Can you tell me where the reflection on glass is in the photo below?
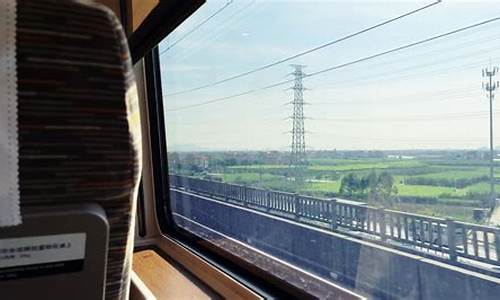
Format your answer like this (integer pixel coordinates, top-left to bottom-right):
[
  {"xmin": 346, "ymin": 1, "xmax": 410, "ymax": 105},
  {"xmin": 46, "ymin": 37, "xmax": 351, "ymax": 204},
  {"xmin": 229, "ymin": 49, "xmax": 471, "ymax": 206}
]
[{"xmin": 160, "ymin": 1, "xmax": 500, "ymax": 298}]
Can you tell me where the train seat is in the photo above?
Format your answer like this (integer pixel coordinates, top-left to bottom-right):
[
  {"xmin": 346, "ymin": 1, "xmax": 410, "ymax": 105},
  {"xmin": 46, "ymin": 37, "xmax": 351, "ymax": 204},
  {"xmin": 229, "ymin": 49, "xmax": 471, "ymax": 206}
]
[{"xmin": 0, "ymin": 0, "xmax": 142, "ymax": 299}]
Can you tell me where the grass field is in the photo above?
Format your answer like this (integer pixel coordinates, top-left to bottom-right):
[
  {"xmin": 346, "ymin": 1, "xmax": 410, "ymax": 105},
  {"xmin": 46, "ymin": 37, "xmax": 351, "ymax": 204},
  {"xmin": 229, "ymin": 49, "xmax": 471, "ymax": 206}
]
[
  {"xmin": 220, "ymin": 172, "xmax": 477, "ymax": 199},
  {"xmin": 406, "ymin": 169, "xmax": 489, "ymax": 180},
  {"xmin": 223, "ymin": 163, "xmax": 494, "ymax": 198},
  {"xmin": 466, "ymin": 182, "xmax": 500, "ymax": 194},
  {"xmin": 392, "ymin": 203, "xmax": 478, "ymax": 223},
  {"xmin": 396, "ymin": 184, "xmax": 466, "ymax": 198},
  {"xmin": 228, "ymin": 164, "xmax": 286, "ymax": 170},
  {"xmin": 308, "ymin": 160, "xmax": 424, "ymax": 171},
  {"xmin": 192, "ymin": 157, "xmax": 499, "ymax": 223},
  {"xmin": 220, "ymin": 172, "xmax": 280, "ymax": 183},
  {"xmin": 217, "ymin": 174, "xmax": 485, "ymax": 222},
  {"xmin": 303, "ymin": 181, "xmax": 342, "ymax": 194}
]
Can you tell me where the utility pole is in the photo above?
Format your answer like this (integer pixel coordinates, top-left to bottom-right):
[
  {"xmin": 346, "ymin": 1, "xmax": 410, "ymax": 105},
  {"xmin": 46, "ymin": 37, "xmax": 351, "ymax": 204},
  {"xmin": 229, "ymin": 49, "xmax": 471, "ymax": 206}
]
[
  {"xmin": 482, "ymin": 66, "xmax": 499, "ymax": 210},
  {"xmin": 289, "ymin": 65, "xmax": 307, "ymax": 185}
]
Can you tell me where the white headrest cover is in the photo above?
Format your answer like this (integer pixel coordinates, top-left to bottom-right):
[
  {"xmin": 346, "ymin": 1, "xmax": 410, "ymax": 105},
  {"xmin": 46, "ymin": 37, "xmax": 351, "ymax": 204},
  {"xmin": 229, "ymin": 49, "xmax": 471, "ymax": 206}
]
[{"xmin": 0, "ymin": 0, "xmax": 20, "ymax": 227}]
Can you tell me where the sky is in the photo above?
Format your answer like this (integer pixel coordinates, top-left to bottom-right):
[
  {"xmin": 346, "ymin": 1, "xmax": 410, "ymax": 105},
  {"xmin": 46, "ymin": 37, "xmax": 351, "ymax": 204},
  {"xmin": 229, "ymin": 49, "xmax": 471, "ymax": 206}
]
[{"xmin": 158, "ymin": 0, "xmax": 500, "ymax": 151}]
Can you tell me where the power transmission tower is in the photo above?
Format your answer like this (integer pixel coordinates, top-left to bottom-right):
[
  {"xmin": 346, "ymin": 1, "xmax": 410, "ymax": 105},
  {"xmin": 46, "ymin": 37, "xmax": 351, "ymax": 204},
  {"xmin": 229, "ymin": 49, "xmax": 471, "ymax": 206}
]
[
  {"xmin": 289, "ymin": 65, "xmax": 307, "ymax": 184},
  {"xmin": 482, "ymin": 66, "xmax": 499, "ymax": 210}
]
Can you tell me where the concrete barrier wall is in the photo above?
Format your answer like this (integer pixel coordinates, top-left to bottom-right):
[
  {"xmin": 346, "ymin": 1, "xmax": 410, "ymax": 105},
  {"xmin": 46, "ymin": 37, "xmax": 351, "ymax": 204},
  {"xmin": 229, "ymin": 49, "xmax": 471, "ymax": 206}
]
[{"xmin": 171, "ymin": 190, "xmax": 500, "ymax": 299}]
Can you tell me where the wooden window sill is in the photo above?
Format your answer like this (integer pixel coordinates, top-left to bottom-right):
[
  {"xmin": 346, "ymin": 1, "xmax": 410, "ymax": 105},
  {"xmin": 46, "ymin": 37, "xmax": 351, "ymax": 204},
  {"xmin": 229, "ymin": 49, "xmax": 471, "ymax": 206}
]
[{"xmin": 132, "ymin": 250, "xmax": 221, "ymax": 299}]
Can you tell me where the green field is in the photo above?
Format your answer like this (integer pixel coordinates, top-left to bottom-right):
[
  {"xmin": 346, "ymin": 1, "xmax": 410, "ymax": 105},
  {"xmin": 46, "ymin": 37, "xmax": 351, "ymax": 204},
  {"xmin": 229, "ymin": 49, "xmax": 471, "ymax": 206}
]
[
  {"xmin": 396, "ymin": 184, "xmax": 465, "ymax": 198},
  {"xmin": 407, "ymin": 169, "xmax": 489, "ymax": 180},
  {"xmin": 304, "ymin": 181, "xmax": 342, "ymax": 194},
  {"xmin": 218, "ymin": 170, "xmax": 482, "ymax": 200},
  {"xmin": 220, "ymin": 172, "xmax": 280, "ymax": 183},
  {"xmin": 308, "ymin": 160, "xmax": 424, "ymax": 171},
  {"xmin": 177, "ymin": 155, "xmax": 500, "ymax": 223},
  {"xmin": 228, "ymin": 164, "xmax": 286, "ymax": 170},
  {"xmin": 392, "ymin": 203, "xmax": 478, "ymax": 223}
]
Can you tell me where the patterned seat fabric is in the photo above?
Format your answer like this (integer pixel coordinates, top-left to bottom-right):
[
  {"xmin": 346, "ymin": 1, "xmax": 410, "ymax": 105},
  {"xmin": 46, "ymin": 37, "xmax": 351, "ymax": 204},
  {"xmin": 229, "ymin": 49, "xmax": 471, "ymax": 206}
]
[{"xmin": 16, "ymin": 0, "xmax": 141, "ymax": 299}]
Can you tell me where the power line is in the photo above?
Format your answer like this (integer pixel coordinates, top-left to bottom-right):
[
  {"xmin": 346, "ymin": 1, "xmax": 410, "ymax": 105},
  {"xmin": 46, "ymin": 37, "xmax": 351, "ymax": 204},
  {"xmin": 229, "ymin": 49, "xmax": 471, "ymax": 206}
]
[
  {"xmin": 166, "ymin": 0, "xmax": 257, "ymax": 62},
  {"xmin": 165, "ymin": 15, "xmax": 500, "ymax": 113},
  {"xmin": 163, "ymin": 1, "xmax": 441, "ymax": 97},
  {"xmin": 312, "ymin": 89, "xmax": 479, "ymax": 106},
  {"xmin": 308, "ymin": 60, "xmax": 496, "ymax": 93},
  {"xmin": 308, "ymin": 50, "xmax": 500, "ymax": 90},
  {"xmin": 312, "ymin": 133, "xmax": 493, "ymax": 143},
  {"xmin": 305, "ymin": 16, "xmax": 500, "ymax": 78},
  {"xmin": 310, "ymin": 30, "xmax": 500, "ymax": 87},
  {"xmin": 166, "ymin": 90, "xmax": 479, "ymax": 125},
  {"xmin": 166, "ymin": 79, "xmax": 291, "ymax": 112},
  {"xmin": 377, "ymin": 138, "xmax": 490, "ymax": 143},
  {"xmin": 313, "ymin": 85, "xmax": 479, "ymax": 102},
  {"xmin": 160, "ymin": 0, "xmax": 234, "ymax": 55},
  {"xmin": 313, "ymin": 110, "xmax": 500, "ymax": 123}
]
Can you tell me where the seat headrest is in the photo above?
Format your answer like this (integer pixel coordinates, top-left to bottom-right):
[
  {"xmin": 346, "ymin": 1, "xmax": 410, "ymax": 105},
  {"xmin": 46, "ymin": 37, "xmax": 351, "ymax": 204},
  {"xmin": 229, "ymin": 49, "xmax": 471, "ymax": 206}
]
[
  {"xmin": 1, "ymin": 1, "xmax": 142, "ymax": 298},
  {"xmin": 0, "ymin": 0, "xmax": 20, "ymax": 227}
]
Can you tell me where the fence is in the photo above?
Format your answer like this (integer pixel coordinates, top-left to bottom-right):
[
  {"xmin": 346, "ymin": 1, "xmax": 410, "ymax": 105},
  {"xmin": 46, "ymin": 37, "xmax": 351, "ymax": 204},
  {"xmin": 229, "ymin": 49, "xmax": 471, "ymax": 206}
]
[{"xmin": 169, "ymin": 174, "xmax": 500, "ymax": 267}]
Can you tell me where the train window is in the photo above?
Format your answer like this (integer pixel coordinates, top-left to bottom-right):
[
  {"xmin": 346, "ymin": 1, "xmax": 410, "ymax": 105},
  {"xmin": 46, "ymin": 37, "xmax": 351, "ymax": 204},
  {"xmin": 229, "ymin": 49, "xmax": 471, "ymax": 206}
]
[{"xmin": 155, "ymin": 0, "xmax": 500, "ymax": 298}]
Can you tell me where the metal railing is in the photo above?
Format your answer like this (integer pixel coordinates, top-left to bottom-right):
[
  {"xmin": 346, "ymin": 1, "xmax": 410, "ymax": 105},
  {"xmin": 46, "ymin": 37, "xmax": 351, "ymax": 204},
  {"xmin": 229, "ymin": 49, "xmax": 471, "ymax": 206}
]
[{"xmin": 169, "ymin": 174, "xmax": 500, "ymax": 267}]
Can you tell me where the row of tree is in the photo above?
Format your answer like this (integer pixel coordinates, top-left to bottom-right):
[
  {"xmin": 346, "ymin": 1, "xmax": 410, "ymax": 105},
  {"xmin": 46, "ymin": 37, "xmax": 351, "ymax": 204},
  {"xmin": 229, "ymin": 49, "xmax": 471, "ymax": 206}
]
[
  {"xmin": 339, "ymin": 171, "xmax": 399, "ymax": 205},
  {"xmin": 404, "ymin": 176, "xmax": 488, "ymax": 188}
]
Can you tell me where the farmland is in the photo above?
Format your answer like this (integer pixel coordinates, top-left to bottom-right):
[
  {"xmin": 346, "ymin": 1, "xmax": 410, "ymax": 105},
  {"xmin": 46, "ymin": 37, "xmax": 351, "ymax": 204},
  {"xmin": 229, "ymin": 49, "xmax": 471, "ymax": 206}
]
[{"xmin": 168, "ymin": 150, "xmax": 500, "ymax": 223}]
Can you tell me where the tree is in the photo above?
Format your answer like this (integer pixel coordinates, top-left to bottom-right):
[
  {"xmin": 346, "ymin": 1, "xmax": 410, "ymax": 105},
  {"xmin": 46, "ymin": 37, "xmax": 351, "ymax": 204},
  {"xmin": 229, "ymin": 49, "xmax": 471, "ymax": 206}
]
[
  {"xmin": 373, "ymin": 171, "xmax": 398, "ymax": 205},
  {"xmin": 340, "ymin": 173, "xmax": 360, "ymax": 197},
  {"xmin": 361, "ymin": 170, "xmax": 378, "ymax": 197}
]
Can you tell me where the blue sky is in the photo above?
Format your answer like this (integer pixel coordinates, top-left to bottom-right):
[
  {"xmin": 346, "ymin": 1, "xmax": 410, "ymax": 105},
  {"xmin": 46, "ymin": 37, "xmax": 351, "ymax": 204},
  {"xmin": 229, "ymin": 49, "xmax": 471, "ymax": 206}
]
[{"xmin": 159, "ymin": 0, "xmax": 500, "ymax": 151}]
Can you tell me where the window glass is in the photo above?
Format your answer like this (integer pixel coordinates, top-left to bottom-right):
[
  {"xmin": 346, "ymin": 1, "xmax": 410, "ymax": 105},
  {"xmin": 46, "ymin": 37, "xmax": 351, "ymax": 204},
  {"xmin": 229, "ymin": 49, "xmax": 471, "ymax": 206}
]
[{"xmin": 159, "ymin": 1, "xmax": 500, "ymax": 298}]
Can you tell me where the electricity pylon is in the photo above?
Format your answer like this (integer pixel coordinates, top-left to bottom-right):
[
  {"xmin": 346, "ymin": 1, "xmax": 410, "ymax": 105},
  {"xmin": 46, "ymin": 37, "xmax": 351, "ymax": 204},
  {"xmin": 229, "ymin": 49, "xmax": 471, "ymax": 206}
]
[
  {"xmin": 289, "ymin": 65, "xmax": 307, "ymax": 184},
  {"xmin": 482, "ymin": 66, "xmax": 499, "ymax": 210}
]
